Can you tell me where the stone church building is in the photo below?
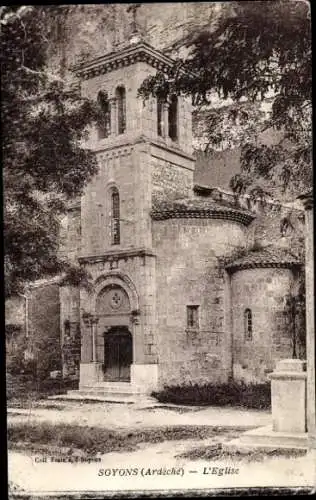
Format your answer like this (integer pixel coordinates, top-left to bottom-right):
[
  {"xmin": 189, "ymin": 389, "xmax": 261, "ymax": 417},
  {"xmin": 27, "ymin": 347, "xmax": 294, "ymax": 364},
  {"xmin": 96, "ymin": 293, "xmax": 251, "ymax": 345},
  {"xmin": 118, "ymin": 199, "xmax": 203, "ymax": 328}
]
[{"xmin": 6, "ymin": 36, "xmax": 305, "ymax": 397}]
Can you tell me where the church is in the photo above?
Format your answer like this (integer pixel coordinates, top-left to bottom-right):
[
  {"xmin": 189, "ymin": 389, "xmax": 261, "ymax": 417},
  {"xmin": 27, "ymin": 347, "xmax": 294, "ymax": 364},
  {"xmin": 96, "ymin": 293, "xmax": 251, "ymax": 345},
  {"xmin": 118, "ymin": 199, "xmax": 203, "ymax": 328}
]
[
  {"xmin": 6, "ymin": 34, "xmax": 305, "ymax": 399},
  {"xmin": 52, "ymin": 34, "xmax": 304, "ymax": 398}
]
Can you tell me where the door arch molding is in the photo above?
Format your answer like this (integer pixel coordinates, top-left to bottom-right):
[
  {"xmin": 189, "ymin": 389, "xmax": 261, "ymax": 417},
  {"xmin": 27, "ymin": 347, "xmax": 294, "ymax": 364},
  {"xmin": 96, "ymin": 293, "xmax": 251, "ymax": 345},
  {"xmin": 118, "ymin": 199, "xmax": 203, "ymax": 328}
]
[{"xmin": 93, "ymin": 271, "xmax": 139, "ymax": 314}]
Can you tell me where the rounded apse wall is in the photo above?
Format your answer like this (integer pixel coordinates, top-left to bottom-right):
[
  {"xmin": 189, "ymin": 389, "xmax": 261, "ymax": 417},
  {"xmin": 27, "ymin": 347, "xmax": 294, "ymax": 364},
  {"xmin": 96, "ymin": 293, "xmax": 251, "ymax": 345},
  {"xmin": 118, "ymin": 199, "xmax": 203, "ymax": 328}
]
[
  {"xmin": 153, "ymin": 216, "xmax": 248, "ymax": 386},
  {"xmin": 230, "ymin": 266, "xmax": 297, "ymax": 383}
]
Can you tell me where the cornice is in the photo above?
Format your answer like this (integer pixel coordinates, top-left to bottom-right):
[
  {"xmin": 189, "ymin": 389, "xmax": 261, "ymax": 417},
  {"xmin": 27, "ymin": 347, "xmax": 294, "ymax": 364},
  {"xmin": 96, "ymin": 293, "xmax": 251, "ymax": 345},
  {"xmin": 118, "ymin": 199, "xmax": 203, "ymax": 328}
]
[
  {"xmin": 97, "ymin": 145, "xmax": 135, "ymax": 160},
  {"xmin": 91, "ymin": 134, "xmax": 195, "ymax": 163},
  {"xmin": 78, "ymin": 247, "xmax": 156, "ymax": 264},
  {"xmin": 71, "ymin": 42, "xmax": 176, "ymax": 80},
  {"xmin": 151, "ymin": 209, "xmax": 254, "ymax": 227},
  {"xmin": 226, "ymin": 261, "xmax": 303, "ymax": 273},
  {"xmin": 150, "ymin": 138, "xmax": 195, "ymax": 164}
]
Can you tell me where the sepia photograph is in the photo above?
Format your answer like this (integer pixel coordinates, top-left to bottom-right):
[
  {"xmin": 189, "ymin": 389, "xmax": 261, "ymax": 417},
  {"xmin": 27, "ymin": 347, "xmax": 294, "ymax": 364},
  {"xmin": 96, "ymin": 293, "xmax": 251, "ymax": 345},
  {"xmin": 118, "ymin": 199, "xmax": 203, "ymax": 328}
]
[{"xmin": 3, "ymin": 1, "xmax": 315, "ymax": 497}]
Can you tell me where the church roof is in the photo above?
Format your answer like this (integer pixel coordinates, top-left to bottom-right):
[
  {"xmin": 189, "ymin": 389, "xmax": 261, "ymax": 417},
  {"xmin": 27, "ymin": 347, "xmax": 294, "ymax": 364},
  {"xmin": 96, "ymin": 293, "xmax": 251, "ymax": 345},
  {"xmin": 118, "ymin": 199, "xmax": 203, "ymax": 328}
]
[
  {"xmin": 151, "ymin": 197, "xmax": 255, "ymax": 226},
  {"xmin": 71, "ymin": 41, "xmax": 176, "ymax": 80},
  {"xmin": 225, "ymin": 246, "xmax": 302, "ymax": 273}
]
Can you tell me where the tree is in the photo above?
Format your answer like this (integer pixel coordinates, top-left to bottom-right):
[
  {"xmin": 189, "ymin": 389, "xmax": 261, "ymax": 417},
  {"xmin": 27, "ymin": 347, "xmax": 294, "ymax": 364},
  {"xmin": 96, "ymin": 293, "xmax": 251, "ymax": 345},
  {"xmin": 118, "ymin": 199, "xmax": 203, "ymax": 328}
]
[
  {"xmin": 138, "ymin": 0, "xmax": 312, "ymax": 200},
  {"xmin": 2, "ymin": 6, "xmax": 99, "ymax": 297}
]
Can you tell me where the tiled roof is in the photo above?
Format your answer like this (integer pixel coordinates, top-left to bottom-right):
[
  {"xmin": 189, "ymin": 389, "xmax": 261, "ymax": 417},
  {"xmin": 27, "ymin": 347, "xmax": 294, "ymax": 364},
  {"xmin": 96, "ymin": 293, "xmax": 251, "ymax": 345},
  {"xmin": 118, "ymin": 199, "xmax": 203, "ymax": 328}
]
[
  {"xmin": 225, "ymin": 246, "xmax": 302, "ymax": 272},
  {"xmin": 151, "ymin": 197, "xmax": 255, "ymax": 226}
]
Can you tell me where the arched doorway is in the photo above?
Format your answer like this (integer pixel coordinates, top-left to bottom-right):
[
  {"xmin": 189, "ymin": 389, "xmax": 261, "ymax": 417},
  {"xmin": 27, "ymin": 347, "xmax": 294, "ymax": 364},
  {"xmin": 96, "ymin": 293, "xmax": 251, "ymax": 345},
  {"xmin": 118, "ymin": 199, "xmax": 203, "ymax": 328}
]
[
  {"xmin": 95, "ymin": 284, "xmax": 133, "ymax": 382},
  {"xmin": 104, "ymin": 326, "xmax": 132, "ymax": 381}
]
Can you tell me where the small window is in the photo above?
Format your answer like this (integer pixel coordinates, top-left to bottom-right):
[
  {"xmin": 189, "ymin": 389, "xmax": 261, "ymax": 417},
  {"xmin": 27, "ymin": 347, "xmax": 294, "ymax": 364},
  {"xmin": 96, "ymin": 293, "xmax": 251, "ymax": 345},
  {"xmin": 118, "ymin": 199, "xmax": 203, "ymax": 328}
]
[
  {"xmin": 111, "ymin": 188, "xmax": 120, "ymax": 245},
  {"xmin": 64, "ymin": 319, "xmax": 71, "ymax": 338},
  {"xmin": 116, "ymin": 86, "xmax": 126, "ymax": 135},
  {"xmin": 187, "ymin": 305, "xmax": 199, "ymax": 329},
  {"xmin": 157, "ymin": 98, "xmax": 164, "ymax": 137},
  {"xmin": 244, "ymin": 309, "xmax": 253, "ymax": 340},
  {"xmin": 97, "ymin": 91, "xmax": 111, "ymax": 139},
  {"xmin": 168, "ymin": 94, "xmax": 178, "ymax": 141}
]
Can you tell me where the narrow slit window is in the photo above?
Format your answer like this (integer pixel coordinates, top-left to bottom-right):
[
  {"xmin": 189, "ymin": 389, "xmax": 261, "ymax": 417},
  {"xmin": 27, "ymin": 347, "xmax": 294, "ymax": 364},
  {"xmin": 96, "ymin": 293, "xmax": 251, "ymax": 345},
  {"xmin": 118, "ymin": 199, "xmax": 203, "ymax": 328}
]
[
  {"xmin": 187, "ymin": 305, "xmax": 199, "ymax": 329},
  {"xmin": 168, "ymin": 94, "xmax": 178, "ymax": 141},
  {"xmin": 111, "ymin": 188, "xmax": 120, "ymax": 245},
  {"xmin": 64, "ymin": 320, "xmax": 71, "ymax": 338},
  {"xmin": 116, "ymin": 86, "xmax": 126, "ymax": 135},
  {"xmin": 97, "ymin": 91, "xmax": 111, "ymax": 139},
  {"xmin": 157, "ymin": 98, "xmax": 163, "ymax": 137},
  {"xmin": 244, "ymin": 308, "xmax": 253, "ymax": 340}
]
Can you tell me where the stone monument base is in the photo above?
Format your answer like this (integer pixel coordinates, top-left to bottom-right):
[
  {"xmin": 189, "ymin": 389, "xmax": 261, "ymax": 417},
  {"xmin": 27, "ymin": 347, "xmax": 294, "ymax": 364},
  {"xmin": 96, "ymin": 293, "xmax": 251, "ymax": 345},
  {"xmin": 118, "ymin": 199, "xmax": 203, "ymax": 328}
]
[
  {"xmin": 224, "ymin": 424, "xmax": 308, "ymax": 452},
  {"xmin": 225, "ymin": 359, "xmax": 309, "ymax": 453}
]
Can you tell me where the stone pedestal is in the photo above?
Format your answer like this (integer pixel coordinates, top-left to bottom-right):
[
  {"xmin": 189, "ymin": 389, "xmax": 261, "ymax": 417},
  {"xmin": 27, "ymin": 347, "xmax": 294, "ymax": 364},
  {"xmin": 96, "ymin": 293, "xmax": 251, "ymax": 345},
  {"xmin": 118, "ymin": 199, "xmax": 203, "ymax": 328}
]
[
  {"xmin": 225, "ymin": 359, "xmax": 309, "ymax": 451},
  {"xmin": 79, "ymin": 362, "xmax": 103, "ymax": 388},
  {"xmin": 270, "ymin": 359, "xmax": 307, "ymax": 433},
  {"xmin": 131, "ymin": 363, "xmax": 158, "ymax": 393}
]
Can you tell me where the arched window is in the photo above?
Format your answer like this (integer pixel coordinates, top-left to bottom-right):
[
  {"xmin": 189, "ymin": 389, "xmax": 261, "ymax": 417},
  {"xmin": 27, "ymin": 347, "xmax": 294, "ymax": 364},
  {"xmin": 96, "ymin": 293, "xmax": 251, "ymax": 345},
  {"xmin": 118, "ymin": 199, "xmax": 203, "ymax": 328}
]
[
  {"xmin": 168, "ymin": 94, "xmax": 178, "ymax": 141},
  {"xmin": 97, "ymin": 91, "xmax": 111, "ymax": 139},
  {"xmin": 111, "ymin": 187, "xmax": 120, "ymax": 245},
  {"xmin": 157, "ymin": 98, "xmax": 164, "ymax": 137},
  {"xmin": 244, "ymin": 309, "xmax": 253, "ymax": 340},
  {"xmin": 116, "ymin": 86, "xmax": 126, "ymax": 135}
]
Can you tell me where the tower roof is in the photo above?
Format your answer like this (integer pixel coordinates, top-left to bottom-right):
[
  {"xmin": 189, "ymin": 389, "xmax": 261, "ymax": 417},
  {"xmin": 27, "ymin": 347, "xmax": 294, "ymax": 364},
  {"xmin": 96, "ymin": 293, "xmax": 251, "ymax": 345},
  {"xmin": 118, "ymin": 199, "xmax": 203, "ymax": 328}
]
[
  {"xmin": 151, "ymin": 197, "xmax": 255, "ymax": 227},
  {"xmin": 225, "ymin": 246, "xmax": 302, "ymax": 273},
  {"xmin": 71, "ymin": 41, "xmax": 176, "ymax": 80}
]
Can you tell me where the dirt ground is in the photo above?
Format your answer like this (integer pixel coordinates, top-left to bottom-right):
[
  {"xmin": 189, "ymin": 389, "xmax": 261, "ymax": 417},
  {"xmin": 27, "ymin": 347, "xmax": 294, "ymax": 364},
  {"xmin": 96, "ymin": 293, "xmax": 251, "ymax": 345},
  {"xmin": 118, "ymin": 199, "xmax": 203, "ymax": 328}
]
[
  {"xmin": 7, "ymin": 399, "xmax": 272, "ymax": 430},
  {"xmin": 7, "ymin": 400, "xmax": 316, "ymax": 495}
]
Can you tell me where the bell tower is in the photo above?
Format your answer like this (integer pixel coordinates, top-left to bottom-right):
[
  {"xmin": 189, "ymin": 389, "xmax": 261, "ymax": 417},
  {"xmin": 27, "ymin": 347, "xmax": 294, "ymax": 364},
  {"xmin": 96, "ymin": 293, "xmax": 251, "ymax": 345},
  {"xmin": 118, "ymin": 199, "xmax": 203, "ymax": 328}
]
[
  {"xmin": 66, "ymin": 37, "xmax": 195, "ymax": 392},
  {"xmin": 72, "ymin": 38, "xmax": 195, "ymax": 257}
]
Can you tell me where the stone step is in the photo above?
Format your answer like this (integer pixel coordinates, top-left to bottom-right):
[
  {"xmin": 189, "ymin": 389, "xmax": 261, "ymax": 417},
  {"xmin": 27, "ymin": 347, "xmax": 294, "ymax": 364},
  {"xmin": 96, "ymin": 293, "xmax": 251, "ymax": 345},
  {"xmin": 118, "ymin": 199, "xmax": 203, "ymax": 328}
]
[
  {"xmin": 50, "ymin": 393, "xmax": 136, "ymax": 404},
  {"xmin": 49, "ymin": 391, "xmax": 156, "ymax": 405},
  {"xmin": 79, "ymin": 384, "xmax": 143, "ymax": 394},
  {"xmin": 223, "ymin": 425, "xmax": 308, "ymax": 451},
  {"xmin": 78, "ymin": 384, "xmax": 142, "ymax": 394},
  {"xmin": 223, "ymin": 438, "xmax": 308, "ymax": 452}
]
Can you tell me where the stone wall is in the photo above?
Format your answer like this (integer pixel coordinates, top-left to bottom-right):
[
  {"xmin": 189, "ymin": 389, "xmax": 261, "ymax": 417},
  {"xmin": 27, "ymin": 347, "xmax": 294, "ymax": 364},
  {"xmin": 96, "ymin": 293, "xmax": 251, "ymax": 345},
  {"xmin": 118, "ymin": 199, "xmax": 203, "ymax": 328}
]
[
  {"xmin": 5, "ymin": 296, "xmax": 25, "ymax": 328},
  {"xmin": 59, "ymin": 206, "xmax": 81, "ymax": 262},
  {"xmin": 80, "ymin": 142, "xmax": 153, "ymax": 257},
  {"xmin": 153, "ymin": 217, "xmax": 247, "ymax": 386},
  {"xmin": 230, "ymin": 267, "xmax": 298, "ymax": 383},
  {"xmin": 59, "ymin": 285, "xmax": 81, "ymax": 379},
  {"xmin": 151, "ymin": 146, "xmax": 194, "ymax": 203},
  {"xmin": 28, "ymin": 283, "xmax": 61, "ymax": 376}
]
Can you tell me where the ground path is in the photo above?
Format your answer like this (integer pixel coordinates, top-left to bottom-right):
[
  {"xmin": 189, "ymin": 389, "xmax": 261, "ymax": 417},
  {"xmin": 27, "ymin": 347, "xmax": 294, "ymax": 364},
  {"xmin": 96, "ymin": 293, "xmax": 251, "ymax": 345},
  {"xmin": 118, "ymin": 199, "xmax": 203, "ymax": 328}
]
[
  {"xmin": 7, "ymin": 400, "xmax": 271, "ymax": 430},
  {"xmin": 7, "ymin": 401, "xmax": 315, "ymax": 494}
]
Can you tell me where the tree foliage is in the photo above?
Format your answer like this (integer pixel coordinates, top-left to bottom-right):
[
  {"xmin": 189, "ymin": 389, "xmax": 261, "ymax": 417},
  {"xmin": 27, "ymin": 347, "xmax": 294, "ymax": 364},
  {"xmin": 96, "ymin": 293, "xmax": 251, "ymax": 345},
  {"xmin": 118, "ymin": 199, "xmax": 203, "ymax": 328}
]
[
  {"xmin": 2, "ymin": 6, "xmax": 99, "ymax": 296},
  {"xmin": 138, "ymin": 0, "xmax": 312, "ymax": 199}
]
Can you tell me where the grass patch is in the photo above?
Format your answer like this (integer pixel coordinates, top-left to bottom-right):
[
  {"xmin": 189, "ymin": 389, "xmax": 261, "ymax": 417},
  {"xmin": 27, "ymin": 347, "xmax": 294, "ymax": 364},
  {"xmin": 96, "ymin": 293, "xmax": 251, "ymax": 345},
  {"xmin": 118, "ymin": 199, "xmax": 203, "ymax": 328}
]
[
  {"xmin": 6, "ymin": 373, "xmax": 78, "ymax": 403},
  {"xmin": 177, "ymin": 443, "xmax": 307, "ymax": 462},
  {"xmin": 33, "ymin": 403, "xmax": 66, "ymax": 410},
  {"xmin": 7, "ymin": 422, "xmax": 246, "ymax": 455},
  {"xmin": 140, "ymin": 405, "xmax": 204, "ymax": 413},
  {"xmin": 152, "ymin": 382, "xmax": 271, "ymax": 409}
]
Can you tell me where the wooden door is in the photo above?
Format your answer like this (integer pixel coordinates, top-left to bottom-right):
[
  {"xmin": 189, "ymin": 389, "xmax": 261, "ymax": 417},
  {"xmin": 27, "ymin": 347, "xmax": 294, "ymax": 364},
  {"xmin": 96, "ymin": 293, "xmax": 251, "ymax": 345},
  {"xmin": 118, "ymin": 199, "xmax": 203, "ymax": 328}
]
[{"xmin": 104, "ymin": 328, "xmax": 132, "ymax": 381}]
